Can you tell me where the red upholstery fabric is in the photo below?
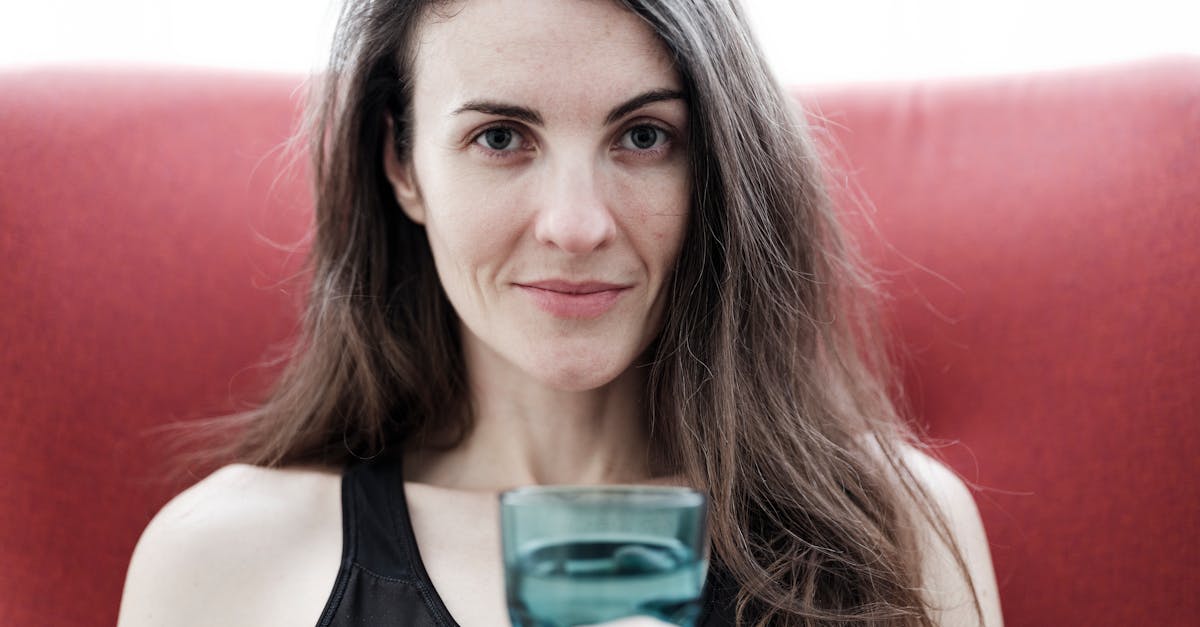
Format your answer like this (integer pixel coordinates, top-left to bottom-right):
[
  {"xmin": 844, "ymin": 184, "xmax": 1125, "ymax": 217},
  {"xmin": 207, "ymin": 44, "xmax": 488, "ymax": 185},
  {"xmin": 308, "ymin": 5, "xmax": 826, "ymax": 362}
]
[
  {"xmin": 0, "ymin": 69, "xmax": 311, "ymax": 626},
  {"xmin": 802, "ymin": 57, "xmax": 1200, "ymax": 625},
  {"xmin": 1, "ymin": 58, "xmax": 1197, "ymax": 626}
]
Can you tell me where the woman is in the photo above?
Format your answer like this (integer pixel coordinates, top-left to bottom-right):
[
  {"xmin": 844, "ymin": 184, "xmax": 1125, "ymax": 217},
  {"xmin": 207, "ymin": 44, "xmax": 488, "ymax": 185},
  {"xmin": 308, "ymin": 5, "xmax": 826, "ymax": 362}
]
[{"xmin": 119, "ymin": 0, "xmax": 1003, "ymax": 625}]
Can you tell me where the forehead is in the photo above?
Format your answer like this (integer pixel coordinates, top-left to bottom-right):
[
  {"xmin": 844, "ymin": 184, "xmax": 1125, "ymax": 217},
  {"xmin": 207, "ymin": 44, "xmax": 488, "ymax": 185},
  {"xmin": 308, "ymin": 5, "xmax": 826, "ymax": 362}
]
[{"xmin": 411, "ymin": 0, "xmax": 680, "ymax": 118}]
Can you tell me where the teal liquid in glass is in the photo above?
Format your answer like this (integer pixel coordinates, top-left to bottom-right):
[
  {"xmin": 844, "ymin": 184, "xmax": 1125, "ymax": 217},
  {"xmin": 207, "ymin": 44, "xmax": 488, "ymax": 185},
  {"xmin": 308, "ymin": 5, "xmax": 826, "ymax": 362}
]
[{"xmin": 507, "ymin": 533, "xmax": 706, "ymax": 627}]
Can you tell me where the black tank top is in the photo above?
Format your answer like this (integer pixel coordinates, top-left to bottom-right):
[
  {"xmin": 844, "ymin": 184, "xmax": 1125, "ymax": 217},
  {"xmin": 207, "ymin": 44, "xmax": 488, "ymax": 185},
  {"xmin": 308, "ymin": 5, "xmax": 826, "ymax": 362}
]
[{"xmin": 316, "ymin": 456, "xmax": 739, "ymax": 626}]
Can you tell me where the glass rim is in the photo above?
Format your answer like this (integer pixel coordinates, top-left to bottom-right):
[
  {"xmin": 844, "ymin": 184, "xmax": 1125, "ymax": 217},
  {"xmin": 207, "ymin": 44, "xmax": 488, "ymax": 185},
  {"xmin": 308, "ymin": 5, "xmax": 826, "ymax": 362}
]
[{"xmin": 499, "ymin": 484, "xmax": 706, "ymax": 507}]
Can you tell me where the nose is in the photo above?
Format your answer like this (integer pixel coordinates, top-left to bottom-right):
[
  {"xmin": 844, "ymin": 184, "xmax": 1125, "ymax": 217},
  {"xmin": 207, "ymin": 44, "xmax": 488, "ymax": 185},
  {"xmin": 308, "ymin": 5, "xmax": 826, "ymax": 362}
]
[{"xmin": 532, "ymin": 157, "xmax": 617, "ymax": 254}]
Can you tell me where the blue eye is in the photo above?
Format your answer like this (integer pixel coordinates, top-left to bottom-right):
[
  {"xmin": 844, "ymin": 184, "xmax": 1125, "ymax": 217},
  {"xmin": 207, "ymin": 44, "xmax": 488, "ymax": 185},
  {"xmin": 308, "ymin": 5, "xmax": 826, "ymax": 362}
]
[
  {"xmin": 621, "ymin": 125, "xmax": 667, "ymax": 151},
  {"xmin": 475, "ymin": 126, "xmax": 524, "ymax": 151}
]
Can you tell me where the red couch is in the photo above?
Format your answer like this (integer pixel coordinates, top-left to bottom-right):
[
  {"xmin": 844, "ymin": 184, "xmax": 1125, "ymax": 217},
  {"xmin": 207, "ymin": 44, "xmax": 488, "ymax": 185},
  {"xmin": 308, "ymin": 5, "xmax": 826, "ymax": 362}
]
[{"xmin": 2, "ymin": 57, "xmax": 1197, "ymax": 626}]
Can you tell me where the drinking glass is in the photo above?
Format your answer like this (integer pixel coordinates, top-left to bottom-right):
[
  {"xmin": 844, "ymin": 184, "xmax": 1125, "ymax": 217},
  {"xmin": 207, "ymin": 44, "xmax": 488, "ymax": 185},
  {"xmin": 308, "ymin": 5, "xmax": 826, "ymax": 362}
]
[{"xmin": 499, "ymin": 485, "xmax": 709, "ymax": 627}]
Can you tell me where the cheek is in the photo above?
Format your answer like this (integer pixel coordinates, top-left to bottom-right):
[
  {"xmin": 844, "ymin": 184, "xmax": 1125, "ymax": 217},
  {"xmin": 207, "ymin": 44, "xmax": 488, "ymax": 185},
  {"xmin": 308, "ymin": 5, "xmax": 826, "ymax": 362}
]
[
  {"xmin": 419, "ymin": 163, "xmax": 525, "ymax": 274},
  {"xmin": 611, "ymin": 164, "xmax": 690, "ymax": 261}
]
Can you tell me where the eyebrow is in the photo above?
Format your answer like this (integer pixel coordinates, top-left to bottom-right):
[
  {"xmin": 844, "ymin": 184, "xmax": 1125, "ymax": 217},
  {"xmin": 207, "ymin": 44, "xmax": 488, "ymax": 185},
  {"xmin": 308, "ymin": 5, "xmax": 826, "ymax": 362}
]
[{"xmin": 450, "ymin": 88, "xmax": 686, "ymax": 126}]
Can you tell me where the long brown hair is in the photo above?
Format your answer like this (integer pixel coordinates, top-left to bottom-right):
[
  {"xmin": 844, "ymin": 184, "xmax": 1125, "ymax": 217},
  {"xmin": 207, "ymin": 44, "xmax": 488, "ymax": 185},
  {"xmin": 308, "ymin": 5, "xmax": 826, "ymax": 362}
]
[{"xmin": 193, "ymin": 0, "xmax": 985, "ymax": 624}]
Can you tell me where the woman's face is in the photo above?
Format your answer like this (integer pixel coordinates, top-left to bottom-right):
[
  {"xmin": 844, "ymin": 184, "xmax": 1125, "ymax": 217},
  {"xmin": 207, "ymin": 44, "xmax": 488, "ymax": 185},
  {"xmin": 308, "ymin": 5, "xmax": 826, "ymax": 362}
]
[{"xmin": 385, "ymin": 0, "xmax": 690, "ymax": 391}]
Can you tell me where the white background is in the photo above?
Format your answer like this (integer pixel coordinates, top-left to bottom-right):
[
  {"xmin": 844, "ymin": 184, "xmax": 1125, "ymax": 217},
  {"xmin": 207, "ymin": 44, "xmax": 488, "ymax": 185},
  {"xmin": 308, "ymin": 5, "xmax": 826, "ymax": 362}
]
[{"xmin": 1, "ymin": 0, "xmax": 1197, "ymax": 84}]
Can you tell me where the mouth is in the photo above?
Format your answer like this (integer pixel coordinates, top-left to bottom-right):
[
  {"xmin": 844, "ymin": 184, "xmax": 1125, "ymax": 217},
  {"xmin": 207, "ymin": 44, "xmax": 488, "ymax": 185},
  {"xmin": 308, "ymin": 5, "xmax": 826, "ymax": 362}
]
[{"xmin": 514, "ymin": 280, "xmax": 632, "ymax": 319}]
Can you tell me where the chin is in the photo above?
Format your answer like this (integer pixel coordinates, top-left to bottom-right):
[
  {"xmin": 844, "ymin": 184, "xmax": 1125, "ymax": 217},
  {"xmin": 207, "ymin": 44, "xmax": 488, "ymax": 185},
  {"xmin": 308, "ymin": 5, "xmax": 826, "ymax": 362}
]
[{"xmin": 522, "ymin": 349, "xmax": 631, "ymax": 392}]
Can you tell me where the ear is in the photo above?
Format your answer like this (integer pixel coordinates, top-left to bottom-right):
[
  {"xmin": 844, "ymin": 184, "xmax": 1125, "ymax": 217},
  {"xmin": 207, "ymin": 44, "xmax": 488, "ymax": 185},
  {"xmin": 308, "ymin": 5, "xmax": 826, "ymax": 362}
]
[{"xmin": 382, "ymin": 117, "xmax": 426, "ymax": 225}]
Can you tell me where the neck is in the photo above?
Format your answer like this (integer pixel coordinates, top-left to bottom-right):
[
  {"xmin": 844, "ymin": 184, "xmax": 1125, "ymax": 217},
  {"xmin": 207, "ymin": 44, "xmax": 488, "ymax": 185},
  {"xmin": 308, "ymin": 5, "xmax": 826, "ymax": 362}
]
[{"xmin": 404, "ymin": 333, "xmax": 662, "ymax": 492}]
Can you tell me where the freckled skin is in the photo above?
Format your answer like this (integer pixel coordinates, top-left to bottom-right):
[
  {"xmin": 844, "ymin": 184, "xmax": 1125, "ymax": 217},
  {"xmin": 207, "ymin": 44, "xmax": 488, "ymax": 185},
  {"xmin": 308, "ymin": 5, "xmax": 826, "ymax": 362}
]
[{"xmin": 385, "ymin": 0, "xmax": 691, "ymax": 392}]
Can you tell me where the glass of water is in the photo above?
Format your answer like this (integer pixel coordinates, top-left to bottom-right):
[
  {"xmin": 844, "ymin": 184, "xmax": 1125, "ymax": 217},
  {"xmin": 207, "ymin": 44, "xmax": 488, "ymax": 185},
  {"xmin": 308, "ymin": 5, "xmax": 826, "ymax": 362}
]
[{"xmin": 499, "ymin": 485, "xmax": 709, "ymax": 627}]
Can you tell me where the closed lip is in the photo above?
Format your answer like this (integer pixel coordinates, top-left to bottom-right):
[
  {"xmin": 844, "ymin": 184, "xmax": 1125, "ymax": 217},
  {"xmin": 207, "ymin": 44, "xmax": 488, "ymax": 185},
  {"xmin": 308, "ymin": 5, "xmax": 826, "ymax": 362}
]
[
  {"xmin": 515, "ymin": 280, "xmax": 631, "ymax": 294},
  {"xmin": 515, "ymin": 279, "xmax": 631, "ymax": 319}
]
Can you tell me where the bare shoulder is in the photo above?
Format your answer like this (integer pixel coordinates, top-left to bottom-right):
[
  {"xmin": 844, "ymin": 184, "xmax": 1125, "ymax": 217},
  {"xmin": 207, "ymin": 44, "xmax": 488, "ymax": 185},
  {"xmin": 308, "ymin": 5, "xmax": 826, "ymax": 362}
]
[
  {"xmin": 887, "ymin": 442, "xmax": 1005, "ymax": 627},
  {"xmin": 117, "ymin": 463, "xmax": 344, "ymax": 627}
]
